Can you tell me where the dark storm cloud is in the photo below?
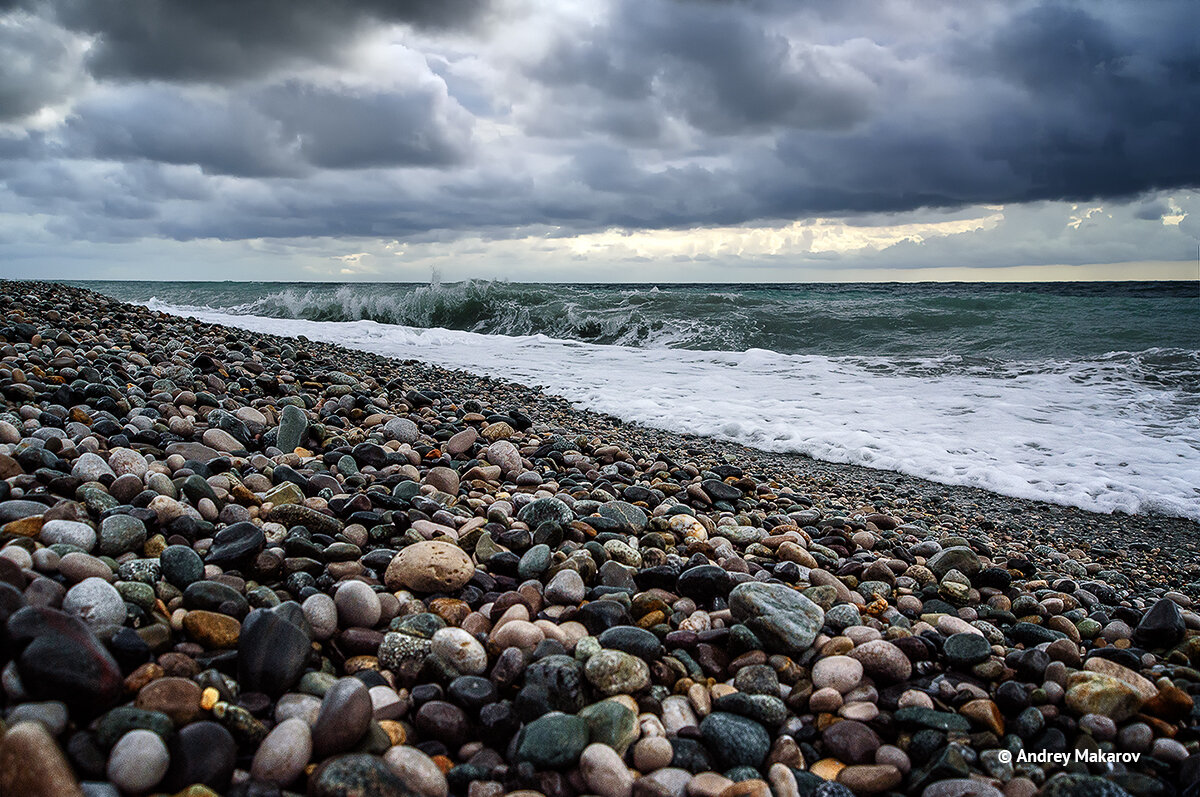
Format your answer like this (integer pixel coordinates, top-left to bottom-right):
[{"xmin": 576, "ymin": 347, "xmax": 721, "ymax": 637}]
[
  {"xmin": 0, "ymin": 11, "xmax": 83, "ymax": 121},
  {"xmin": 48, "ymin": 0, "xmax": 492, "ymax": 82},
  {"xmin": 529, "ymin": 0, "xmax": 873, "ymax": 139},
  {"xmin": 0, "ymin": 0, "xmax": 1197, "ymax": 250},
  {"xmin": 259, "ymin": 82, "xmax": 471, "ymax": 169},
  {"xmin": 533, "ymin": 0, "xmax": 1199, "ymax": 220},
  {"xmin": 60, "ymin": 80, "xmax": 471, "ymax": 176}
]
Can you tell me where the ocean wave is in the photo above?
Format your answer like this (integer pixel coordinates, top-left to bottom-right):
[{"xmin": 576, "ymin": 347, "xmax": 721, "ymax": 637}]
[{"xmin": 135, "ymin": 300, "xmax": 1200, "ymax": 521}]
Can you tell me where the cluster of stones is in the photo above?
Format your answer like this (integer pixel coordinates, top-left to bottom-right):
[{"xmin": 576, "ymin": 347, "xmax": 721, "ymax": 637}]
[{"xmin": 0, "ymin": 281, "xmax": 1197, "ymax": 797}]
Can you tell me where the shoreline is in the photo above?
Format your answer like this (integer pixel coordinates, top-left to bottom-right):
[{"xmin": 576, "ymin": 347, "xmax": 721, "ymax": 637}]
[
  {"xmin": 2, "ymin": 278, "xmax": 1199, "ymax": 797},
  {"xmin": 89, "ymin": 282, "xmax": 1200, "ymax": 554}
]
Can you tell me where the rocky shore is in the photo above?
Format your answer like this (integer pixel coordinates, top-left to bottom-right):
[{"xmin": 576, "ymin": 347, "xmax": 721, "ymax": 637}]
[{"xmin": 0, "ymin": 279, "xmax": 1198, "ymax": 797}]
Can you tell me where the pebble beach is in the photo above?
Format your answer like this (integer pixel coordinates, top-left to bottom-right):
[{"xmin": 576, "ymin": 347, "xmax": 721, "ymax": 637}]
[{"xmin": 1, "ymin": 279, "xmax": 1199, "ymax": 797}]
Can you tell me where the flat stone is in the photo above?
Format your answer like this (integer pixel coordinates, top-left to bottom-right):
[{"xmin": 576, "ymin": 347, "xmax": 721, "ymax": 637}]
[
  {"xmin": 728, "ymin": 582, "xmax": 824, "ymax": 655},
  {"xmin": 40, "ymin": 519, "xmax": 96, "ymax": 551}
]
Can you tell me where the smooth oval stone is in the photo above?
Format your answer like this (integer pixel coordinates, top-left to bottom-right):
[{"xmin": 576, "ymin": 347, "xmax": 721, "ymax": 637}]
[
  {"xmin": 382, "ymin": 746, "xmax": 448, "ymax": 797},
  {"xmin": 160, "ymin": 545, "xmax": 204, "ymax": 588},
  {"xmin": 384, "ymin": 541, "xmax": 474, "ymax": 593},
  {"xmin": 95, "ymin": 707, "xmax": 175, "ymax": 749},
  {"xmin": 312, "ymin": 678, "xmax": 373, "ymax": 758},
  {"xmin": 62, "ymin": 577, "xmax": 126, "ymax": 633},
  {"xmin": 135, "ymin": 677, "xmax": 203, "ymax": 726},
  {"xmin": 239, "ymin": 606, "xmax": 312, "ymax": 696},
  {"xmin": 821, "ymin": 719, "xmax": 881, "ymax": 765},
  {"xmin": 585, "ymin": 649, "xmax": 651, "ymax": 695},
  {"xmin": 98, "ymin": 514, "xmax": 147, "ymax": 557},
  {"xmin": 944, "ymin": 632, "xmax": 992, "ymax": 668},
  {"xmin": 107, "ymin": 729, "xmax": 169, "ymax": 794},
  {"xmin": 162, "ymin": 721, "xmax": 237, "ymax": 792},
  {"xmin": 252, "ymin": 717, "xmax": 313, "ymax": 786},
  {"xmin": 303, "ymin": 593, "xmax": 339, "ymax": 641},
  {"xmin": 41, "ymin": 520, "xmax": 97, "ymax": 551},
  {"xmin": 414, "ymin": 701, "xmax": 471, "ymax": 748},
  {"xmin": 335, "ymin": 580, "xmax": 382, "ymax": 629},
  {"xmin": 597, "ymin": 626, "xmax": 663, "ymax": 660},
  {"xmin": 431, "ymin": 627, "xmax": 488, "ymax": 675},
  {"xmin": 183, "ymin": 580, "xmax": 248, "ymax": 618}
]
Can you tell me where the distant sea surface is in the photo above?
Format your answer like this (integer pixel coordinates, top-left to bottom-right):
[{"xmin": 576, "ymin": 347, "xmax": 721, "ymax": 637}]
[{"xmin": 77, "ymin": 280, "xmax": 1200, "ymax": 521}]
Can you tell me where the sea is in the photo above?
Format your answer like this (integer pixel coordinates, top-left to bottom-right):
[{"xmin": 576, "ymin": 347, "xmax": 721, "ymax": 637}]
[{"xmin": 75, "ymin": 280, "xmax": 1200, "ymax": 522}]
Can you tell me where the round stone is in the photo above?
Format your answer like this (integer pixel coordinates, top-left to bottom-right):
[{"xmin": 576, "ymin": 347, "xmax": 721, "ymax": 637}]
[
  {"xmin": 944, "ymin": 632, "xmax": 993, "ymax": 668},
  {"xmin": 385, "ymin": 541, "xmax": 474, "ymax": 593},
  {"xmin": 699, "ymin": 712, "xmax": 770, "ymax": 769},
  {"xmin": 545, "ymin": 569, "xmax": 587, "ymax": 605},
  {"xmin": 821, "ymin": 720, "xmax": 881, "ymax": 765},
  {"xmin": 585, "ymin": 649, "xmax": 651, "ymax": 696},
  {"xmin": 98, "ymin": 514, "xmax": 147, "ymax": 557},
  {"xmin": 303, "ymin": 593, "xmax": 339, "ymax": 640},
  {"xmin": 811, "ymin": 655, "xmax": 864, "ymax": 694},
  {"xmin": 62, "ymin": 577, "xmax": 126, "ymax": 633},
  {"xmin": 431, "ymin": 627, "xmax": 488, "ymax": 675},
  {"xmin": 107, "ymin": 729, "xmax": 169, "ymax": 794},
  {"xmin": 162, "ymin": 720, "xmax": 237, "ymax": 793},
  {"xmin": 160, "ymin": 545, "xmax": 204, "ymax": 588},
  {"xmin": 335, "ymin": 580, "xmax": 382, "ymax": 628},
  {"xmin": 517, "ymin": 713, "xmax": 590, "ymax": 769}
]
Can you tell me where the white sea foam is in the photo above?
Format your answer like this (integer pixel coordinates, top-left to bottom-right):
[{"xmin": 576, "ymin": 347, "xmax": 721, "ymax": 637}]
[{"xmin": 145, "ymin": 301, "xmax": 1200, "ymax": 521}]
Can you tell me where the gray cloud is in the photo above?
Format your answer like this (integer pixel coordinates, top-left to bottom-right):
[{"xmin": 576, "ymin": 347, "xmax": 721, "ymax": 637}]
[
  {"xmin": 0, "ymin": 11, "xmax": 86, "ymax": 121},
  {"xmin": 48, "ymin": 0, "xmax": 492, "ymax": 82},
  {"xmin": 0, "ymin": 0, "xmax": 1196, "ymax": 261}
]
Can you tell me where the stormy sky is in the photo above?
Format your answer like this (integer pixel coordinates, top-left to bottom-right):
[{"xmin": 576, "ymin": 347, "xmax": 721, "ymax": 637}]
[{"xmin": 0, "ymin": 0, "xmax": 1197, "ymax": 281}]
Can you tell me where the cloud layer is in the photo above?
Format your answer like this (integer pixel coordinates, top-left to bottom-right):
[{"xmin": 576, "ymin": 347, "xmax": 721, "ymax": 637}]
[{"xmin": 0, "ymin": 0, "xmax": 1196, "ymax": 277}]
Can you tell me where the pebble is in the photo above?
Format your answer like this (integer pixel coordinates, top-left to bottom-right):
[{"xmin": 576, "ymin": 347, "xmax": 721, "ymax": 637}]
[
  {"xmin": 382, "ymin": 746, "xmax": 449, "ymax": 797},
  {"xmin": 335, "ymin": 580, "xmax": 382, "ymax": 628},
  {"xmin": 61, "ymin": 578, "xmax": 126, "ymax": 633},
  {"xmin": 251, "ymin": 717, "xmax": 312, "ymax": 786},
  {"xmin": 106, "ymin": 729, "xmax": 169, "ymax": 794},
  {"xmin": 385, "ymin": 541, "xmax": 475, "ymax": 593}
]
